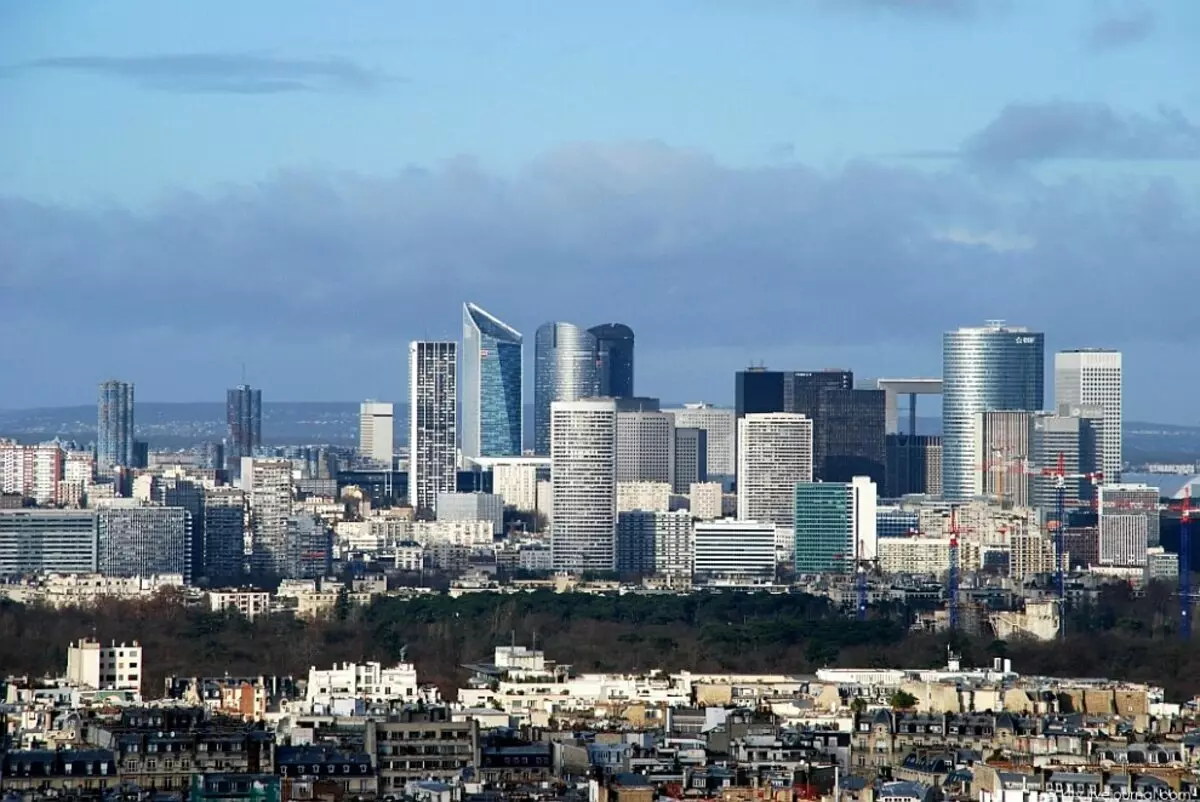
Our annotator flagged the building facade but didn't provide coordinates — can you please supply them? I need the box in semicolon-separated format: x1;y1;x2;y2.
1055;349;1122;484
1099;483;1160;556
97;379;135;473
226;384;262;475
942;322;1044;501
972;410;1034;505
736;413;814;528
1031;406;1102;510
673;427;708;493
793;477;878;575
616;409;675;485
0;509;99;577
409;340;458;516
359;401;395;467
666;403;736;483
589;323;635;399
243;457;293;577
693;519;776;580
884;435;942;498
550;399;617;572
735;368;787;417
462;303;523;459
533;322;598;456
97;505;192;582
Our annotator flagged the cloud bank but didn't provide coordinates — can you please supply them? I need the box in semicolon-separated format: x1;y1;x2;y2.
18;53;386;94
1085;5;1155;51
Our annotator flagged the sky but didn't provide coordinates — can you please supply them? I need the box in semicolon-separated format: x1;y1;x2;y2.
1;0;1198;421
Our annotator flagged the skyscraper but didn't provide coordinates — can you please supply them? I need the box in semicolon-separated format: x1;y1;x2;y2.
736;413;814;528
243;457;292;577
550;398;617;573
814;387;886;484
673;427;708;493
462;303;523;459
226;384;262;474
589;323;635;399
616;409;675;484
666;403;736;484
97;380;134;473
409;341;457;517
97;506;192;583
1055;349;1122;483
735;368;787;417
794;476;878;575
1030;405;1102;509
942;322;1044;501
534;322;598;455
972;410;1035;505
359;401;395;466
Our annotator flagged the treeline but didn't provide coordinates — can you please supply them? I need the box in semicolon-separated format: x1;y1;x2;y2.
2;585;1199;700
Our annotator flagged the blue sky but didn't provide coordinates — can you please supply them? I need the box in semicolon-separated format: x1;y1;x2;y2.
1;0;1198;420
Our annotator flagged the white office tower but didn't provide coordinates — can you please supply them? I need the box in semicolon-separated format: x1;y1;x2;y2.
666;403;736;485
492;462;539;512
409;341;457;517
242;457;293;576
616;410;675;484
550;399;618;572
736;413;813;527
359;401;395;467
851;476;879;561
693;519;776;582
1055;349;1122;483
1099;484;1160;563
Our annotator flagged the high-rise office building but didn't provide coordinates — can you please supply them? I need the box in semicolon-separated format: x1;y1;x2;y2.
97;380;135;473
409;341;457;516
243;457;293;577
789;370;853;418
884;435;942;498
226;385;262;475
616;409;675;485
1055;349;1122;483
616;509;691;575
534;323;599;455
814;388;886;484
1030;405;1102;510
589;323;635;399
462;303;523;459
673;427;708;493
942;322;1044;501
550;399;617;573
0;509;98;577
156;476;205;583
793;477;878;575
359;401;395;467
97;506;192;582
972;411;1035;506
735;368;787;417
666;403;736;483
204;486;246;583
736;413;814;529
1098;483;1160;562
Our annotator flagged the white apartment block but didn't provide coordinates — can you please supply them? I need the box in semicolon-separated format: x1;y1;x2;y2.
617;481;672;513
689;482;724;521
409;341;457;516
66;638;143;691
666;403;736;481
305;660;423;710
491;462;540;511
878;537;952;576
242;457;294;577
1099;515;1149;566
551;399;618;573
736;414;813;528
1055;349;1122;483
0;440;64;505
693;519;776;580
616;410;675;485
1099;483;1160;550
411;520;494;547
208;590;272;620
359;401;395;467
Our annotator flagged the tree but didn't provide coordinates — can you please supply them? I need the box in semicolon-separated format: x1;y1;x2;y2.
889;690;918;710
850;697;868;714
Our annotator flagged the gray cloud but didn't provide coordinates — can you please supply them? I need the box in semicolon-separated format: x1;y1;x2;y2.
18;53;386;94
1;141;1197;412
1086;5;1155;52
962;101;1200;166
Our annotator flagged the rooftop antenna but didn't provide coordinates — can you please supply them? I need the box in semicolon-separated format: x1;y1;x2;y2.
241;362;247;385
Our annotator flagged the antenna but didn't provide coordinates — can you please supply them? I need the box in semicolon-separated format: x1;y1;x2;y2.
241;363;247;385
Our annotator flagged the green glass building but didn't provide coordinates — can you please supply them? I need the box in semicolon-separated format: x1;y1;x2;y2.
794;482;855;575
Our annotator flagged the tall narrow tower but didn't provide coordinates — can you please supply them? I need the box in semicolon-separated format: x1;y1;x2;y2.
97;380;135;472
226;384;262;475
551;398;618;573
409;341;457;516
1055;349;1122;483
589;323;635;399
462;303;523;459
534;322;598;455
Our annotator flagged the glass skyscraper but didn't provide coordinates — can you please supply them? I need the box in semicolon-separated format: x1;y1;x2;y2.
462;303;523;459
226;384;262;474
97;379;134;472
942;321;1044;501
534;322;598;455
589;323;635;398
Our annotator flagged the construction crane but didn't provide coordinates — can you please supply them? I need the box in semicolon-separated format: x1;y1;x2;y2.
948;507;961;632
1167;487;1196;641
1020;453;1103;638
856;564;868;622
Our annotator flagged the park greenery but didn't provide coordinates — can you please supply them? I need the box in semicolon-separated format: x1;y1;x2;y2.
1;582;1198;700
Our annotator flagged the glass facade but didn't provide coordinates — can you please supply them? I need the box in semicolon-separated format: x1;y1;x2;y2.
462;303;523;459
942;322;1044;501
793;482;854;575
226;384;262;474
589;323;635;398
735;369;787;417
97;379;134;472
534;322;598;455
815;388;886;484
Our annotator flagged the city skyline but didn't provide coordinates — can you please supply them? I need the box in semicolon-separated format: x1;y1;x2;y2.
1;2;1196;420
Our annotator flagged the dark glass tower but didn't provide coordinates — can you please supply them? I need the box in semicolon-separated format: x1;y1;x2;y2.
226;384;262;474
589;323;635;399
735;368;787;417
816;388;886;484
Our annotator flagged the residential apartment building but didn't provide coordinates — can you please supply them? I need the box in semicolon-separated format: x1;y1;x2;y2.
736;413;813;529
409;340;458;517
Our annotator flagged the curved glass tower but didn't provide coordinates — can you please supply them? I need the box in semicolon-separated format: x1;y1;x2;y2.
942;321;1044;501
534;322;598;455
589;323;635;398
462;303;523;459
